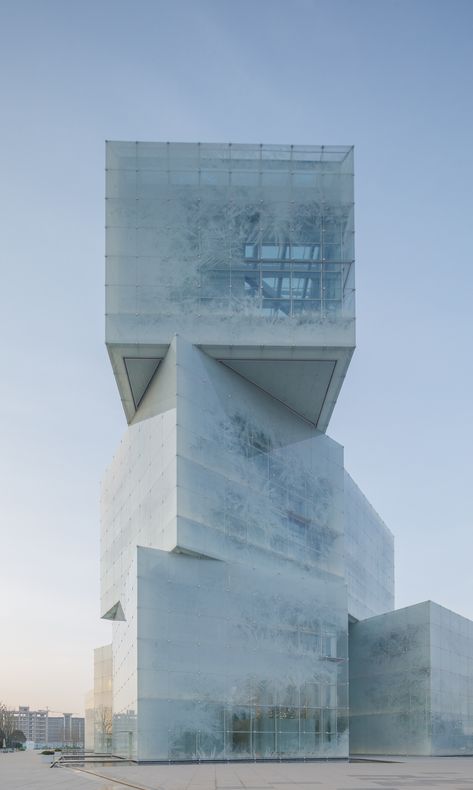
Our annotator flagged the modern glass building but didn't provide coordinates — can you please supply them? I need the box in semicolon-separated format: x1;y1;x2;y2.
101;141;395;761
350;602;473;755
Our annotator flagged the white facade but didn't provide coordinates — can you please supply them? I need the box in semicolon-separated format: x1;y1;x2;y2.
344;472;394;622
102;142;393;760
350;602;473;755
105;142;355;430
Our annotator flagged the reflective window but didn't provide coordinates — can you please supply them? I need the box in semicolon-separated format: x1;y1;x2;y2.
323;270;342;300
291;244;320;261
262;274;291;299
261;243;284;259
323;243;341;261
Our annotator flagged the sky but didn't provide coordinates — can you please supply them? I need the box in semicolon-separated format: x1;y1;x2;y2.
0;0;472;716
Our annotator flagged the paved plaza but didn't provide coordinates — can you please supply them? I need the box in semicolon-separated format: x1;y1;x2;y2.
2;751;473;790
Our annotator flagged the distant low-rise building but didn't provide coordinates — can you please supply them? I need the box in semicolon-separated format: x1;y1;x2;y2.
15;706;47;746
6;707;84;748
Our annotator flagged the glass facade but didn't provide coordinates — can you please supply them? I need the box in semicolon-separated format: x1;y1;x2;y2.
101;348;177;619
174;337;345;575
106;142;354;337
101;140;397;761
105;142;355;430
103;337;353;760
430;603;473;755
349;602;473;755
137;547;348;760
344;472;394;622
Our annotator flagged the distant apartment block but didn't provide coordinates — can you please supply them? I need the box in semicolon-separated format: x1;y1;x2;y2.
7;707;84;748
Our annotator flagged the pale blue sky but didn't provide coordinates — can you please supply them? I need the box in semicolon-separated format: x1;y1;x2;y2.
1;0;472;714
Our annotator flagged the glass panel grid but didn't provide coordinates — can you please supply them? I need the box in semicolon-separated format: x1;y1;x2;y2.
106;141;355;333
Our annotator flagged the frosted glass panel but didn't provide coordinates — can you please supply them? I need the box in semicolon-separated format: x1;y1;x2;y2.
102;340;350;760
105;142;355;350
344;471;394;620
136;547;348;760
350;602;473;756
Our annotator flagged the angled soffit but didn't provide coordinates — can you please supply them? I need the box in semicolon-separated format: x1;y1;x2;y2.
221;359;336;426
124;357;161;409
101;601;126;621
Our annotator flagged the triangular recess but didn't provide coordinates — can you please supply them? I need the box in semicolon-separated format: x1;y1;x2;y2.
102;601;126;621
124;357;161;409
221;359;336;425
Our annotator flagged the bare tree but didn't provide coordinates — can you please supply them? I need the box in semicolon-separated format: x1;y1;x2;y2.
94;705;112;753
0;703;17;748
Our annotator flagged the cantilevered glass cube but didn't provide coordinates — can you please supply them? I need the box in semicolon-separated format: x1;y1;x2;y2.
106;142;355;429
